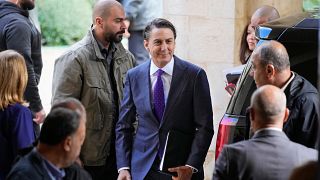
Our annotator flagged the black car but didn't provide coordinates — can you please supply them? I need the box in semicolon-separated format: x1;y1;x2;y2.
215;13;319;159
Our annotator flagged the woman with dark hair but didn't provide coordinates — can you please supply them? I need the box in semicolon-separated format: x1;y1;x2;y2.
0;50;35;179
239;24;257;64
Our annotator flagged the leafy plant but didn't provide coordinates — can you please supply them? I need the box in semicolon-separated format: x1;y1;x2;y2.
37;0;92;46
303;0;320;11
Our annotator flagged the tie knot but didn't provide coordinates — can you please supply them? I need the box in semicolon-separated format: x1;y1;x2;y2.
157;69;164;77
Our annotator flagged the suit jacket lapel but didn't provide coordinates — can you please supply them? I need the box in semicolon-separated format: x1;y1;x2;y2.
160;56;188;127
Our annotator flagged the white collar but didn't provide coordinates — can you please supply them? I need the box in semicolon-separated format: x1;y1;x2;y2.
254;127;282;135
281;72;295;91
150;57;174;76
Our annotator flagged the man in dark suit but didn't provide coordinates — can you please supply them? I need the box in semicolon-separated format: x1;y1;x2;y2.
213;85;318;180
116;18;214;180
7;99;89;180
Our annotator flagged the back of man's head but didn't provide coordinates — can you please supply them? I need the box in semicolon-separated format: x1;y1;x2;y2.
51;97;86;120
250;85;287;128
252;40;290;72
251;5;280;27
39;108;81;146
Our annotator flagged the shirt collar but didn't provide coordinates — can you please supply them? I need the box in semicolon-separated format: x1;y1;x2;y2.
254;127;282;135
281;71;295;91
150;57;174;76
43;159;66;180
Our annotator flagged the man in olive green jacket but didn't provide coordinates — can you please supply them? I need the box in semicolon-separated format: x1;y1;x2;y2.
52;1;135;180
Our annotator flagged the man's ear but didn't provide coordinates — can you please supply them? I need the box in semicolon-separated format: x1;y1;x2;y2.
144;40;149;52
95;17;103;27
63;136;72;152
249;107;255;122
266;64;275;79
249;107;256;132
283;108;289;124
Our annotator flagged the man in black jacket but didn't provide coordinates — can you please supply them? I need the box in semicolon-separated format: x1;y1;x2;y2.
250;40;320;148
0;0;45;134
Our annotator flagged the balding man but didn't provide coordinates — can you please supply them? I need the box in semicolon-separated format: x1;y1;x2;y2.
250;40;319;148
250;5;280;29
52;0;135;179
213;85;318;180
51;98;92;180
7;107;87;180
248;5;279;50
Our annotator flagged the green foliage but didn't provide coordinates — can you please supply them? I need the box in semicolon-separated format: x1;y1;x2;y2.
37;0;93;46
303;0;320;11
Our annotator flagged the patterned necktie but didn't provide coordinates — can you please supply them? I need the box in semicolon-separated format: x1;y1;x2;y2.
154;69;165;122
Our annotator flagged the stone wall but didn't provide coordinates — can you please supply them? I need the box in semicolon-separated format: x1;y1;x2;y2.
162;0;303;179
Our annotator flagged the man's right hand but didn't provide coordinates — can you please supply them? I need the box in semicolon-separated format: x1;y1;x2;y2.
33;109;46;124
117;169;131;180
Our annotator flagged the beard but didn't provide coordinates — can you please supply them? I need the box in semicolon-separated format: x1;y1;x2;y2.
20;0;35;10
104;30;125;43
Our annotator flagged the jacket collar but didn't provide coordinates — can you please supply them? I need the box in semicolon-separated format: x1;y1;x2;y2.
283;72;318;109
29;148;54;179
0;1;29;18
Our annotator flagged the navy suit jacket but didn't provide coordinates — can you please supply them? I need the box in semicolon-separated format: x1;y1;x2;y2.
116;56;214;180
6;150;52;180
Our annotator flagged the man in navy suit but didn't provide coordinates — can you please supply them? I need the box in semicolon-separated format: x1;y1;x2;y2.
116;18;214;180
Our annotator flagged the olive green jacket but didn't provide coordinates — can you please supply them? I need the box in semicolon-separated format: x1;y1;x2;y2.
52;29;135;166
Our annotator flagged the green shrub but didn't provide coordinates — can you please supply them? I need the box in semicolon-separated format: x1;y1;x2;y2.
303;0;320;12
37;0;93;46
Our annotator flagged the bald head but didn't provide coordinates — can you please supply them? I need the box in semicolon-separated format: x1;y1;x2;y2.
252;40;290;72
92;0;123;24
251;5;280;27
250;85;287;128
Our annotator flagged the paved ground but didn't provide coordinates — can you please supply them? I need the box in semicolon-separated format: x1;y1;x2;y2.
38;46;68;113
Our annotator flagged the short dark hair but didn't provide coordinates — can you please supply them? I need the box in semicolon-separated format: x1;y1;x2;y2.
39;108;81;145
143;18;177;40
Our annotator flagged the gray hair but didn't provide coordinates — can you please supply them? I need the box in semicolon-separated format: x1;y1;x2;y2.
252;40;290;72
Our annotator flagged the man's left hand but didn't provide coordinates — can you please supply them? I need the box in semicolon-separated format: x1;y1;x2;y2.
168;166;193;180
